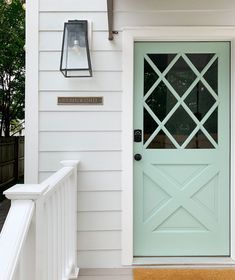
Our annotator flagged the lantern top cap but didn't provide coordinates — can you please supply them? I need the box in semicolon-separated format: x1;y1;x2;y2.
67;20;88;24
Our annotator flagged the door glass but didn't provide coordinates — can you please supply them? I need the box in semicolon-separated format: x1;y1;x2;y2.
147;130;175;149
204;59;218;94
203;109;218;143
144;109;158;144
165;106;197;146
186;53;214;72
184;81;216;121
145;81;177;121
166;56;197;97
185;130;214;149
143;53;218;149
144;59;159;95
148;53;176;72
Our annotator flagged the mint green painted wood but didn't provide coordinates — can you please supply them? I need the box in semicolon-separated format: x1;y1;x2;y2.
133;42;230;256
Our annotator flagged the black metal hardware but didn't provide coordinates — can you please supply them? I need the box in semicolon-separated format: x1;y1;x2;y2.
134;129;142;142
134;154;142;161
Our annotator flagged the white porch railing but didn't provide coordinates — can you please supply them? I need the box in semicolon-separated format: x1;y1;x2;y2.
0;160;79;280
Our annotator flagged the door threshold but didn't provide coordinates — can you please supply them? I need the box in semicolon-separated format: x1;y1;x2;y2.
133;257;235;267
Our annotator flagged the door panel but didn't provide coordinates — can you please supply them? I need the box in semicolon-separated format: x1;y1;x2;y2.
133;42;230;256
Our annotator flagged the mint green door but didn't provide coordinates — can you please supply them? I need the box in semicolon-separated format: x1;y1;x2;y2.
133;42;230;256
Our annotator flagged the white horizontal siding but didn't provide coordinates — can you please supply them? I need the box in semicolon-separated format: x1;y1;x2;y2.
39;151;121;171
115;10;235;26
39;112;121;131
77;171;122;191
114;0;235;11
39;170;121;191
40;11;235;32
78;231;121;251
40;0;107;12
77;212;121;231
39;72;122;91
77;191;121;212
38;172;52;182
40;11;224;33
39;31;122;51
40;0;235;12
39;12;108;31
39;132;121;151
77;251;121;268
39;51;122;71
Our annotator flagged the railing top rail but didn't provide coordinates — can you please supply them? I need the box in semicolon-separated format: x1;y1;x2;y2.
4;160;80;201
41;166;73;195
41;160;79;198
0;200;34;280
4;184;48;200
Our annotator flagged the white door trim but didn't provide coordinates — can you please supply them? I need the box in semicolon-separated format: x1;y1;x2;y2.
121;26;235;266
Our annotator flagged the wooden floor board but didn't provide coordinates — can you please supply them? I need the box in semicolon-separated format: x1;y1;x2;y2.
77;269;133;279
79;268;133;276
78;276;133;280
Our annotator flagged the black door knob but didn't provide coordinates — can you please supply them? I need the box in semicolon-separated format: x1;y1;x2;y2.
134;154;142;161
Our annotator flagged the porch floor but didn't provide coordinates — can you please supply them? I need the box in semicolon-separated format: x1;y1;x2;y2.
77;269;133;280
77;263;235;280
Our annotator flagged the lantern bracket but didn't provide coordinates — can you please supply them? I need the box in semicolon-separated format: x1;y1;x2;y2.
107;0;118;40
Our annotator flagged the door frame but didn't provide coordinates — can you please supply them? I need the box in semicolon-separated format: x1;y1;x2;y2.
121;26;235;265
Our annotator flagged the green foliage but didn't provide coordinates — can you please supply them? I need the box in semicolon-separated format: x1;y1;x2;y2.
0;0;25;136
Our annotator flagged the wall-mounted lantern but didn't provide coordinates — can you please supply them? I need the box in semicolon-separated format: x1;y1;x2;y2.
60;20;92;77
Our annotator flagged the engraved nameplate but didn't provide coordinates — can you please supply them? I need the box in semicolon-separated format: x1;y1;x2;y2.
58;97;103;105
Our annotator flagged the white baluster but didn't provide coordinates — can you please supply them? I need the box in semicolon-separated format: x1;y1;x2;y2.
52;192;58;279
64;179;69;275
61;182;65;277
68;175;73;269
36;198;46;280
47;197;53;279
57;184;62;278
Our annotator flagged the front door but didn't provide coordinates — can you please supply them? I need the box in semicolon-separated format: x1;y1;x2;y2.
133;42;230;256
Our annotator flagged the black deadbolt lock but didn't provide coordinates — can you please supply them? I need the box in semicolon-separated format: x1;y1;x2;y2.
134;129;142;142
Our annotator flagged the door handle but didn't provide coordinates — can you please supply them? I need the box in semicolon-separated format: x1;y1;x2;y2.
134;154;142;161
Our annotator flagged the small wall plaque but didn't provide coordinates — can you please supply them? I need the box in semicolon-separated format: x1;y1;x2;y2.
58;96;103;105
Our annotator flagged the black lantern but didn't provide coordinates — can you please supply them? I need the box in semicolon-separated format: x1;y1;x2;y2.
60;20;92;77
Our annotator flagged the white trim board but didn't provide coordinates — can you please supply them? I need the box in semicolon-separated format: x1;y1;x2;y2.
25;1;39;183
121;26;235;266
133;257;235;266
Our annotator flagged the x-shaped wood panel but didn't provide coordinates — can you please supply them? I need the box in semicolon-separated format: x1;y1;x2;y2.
143;163;219;233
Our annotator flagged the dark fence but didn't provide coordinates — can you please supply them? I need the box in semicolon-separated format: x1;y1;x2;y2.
0;137;24;192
